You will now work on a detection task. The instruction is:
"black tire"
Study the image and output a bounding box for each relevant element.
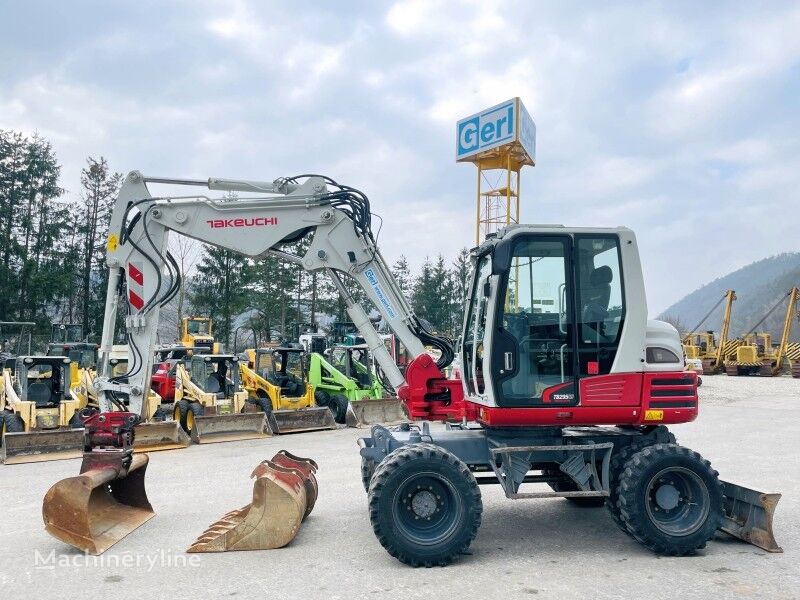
[174,399,189,432]
[617,444,723,555]
[68,411,84,429]
[328,394,349,424]
[544,468,605,507]
[314,390,330,407]
[176,400,203,433]
[361,455,375,492]
[151,407,167,422]
[368,442,482,567]
[4,412,24,433]
[607,427,676,534]
[255,393,272,416]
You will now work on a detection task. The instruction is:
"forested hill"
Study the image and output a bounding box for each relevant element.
[658,253,800,341]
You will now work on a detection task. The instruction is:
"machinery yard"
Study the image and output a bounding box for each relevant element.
[0,375,796,600]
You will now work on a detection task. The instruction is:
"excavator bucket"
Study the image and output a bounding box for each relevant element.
[42,452,154,555]
[2,429,84,465]
[187,451,317,552]
[719,481,782,552]
[191,413,272,444]
[133,421,191,452]
[267,407,336,434]
[345,398,408,428]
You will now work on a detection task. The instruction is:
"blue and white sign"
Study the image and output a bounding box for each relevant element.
[364,268,397,319]
[456,97,536,164]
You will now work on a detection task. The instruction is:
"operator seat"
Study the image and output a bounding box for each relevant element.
[582,266,613,334]
[27,381,53,408]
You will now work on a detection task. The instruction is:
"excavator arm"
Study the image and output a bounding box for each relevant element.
[95,172,449,418]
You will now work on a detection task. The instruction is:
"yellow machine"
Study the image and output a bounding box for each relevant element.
[180,316,221,354]
[174,353,269,443]
[683,290,738,374]
[70,346,190,451]
[0,356,84,464]
[726,288,800,377]
[240,347,336,433]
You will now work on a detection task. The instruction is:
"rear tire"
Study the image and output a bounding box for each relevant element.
[618,444,723,555]
[368,442,482,567]
[314,390,330,407]
[328,394,349,424]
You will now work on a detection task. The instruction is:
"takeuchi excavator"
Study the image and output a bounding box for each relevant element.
[42,172,781,562]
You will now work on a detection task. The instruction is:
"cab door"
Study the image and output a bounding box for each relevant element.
[490,235,578,407]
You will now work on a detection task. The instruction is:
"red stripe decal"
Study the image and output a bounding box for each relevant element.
[129,290,144,310]
[128,263,144,285]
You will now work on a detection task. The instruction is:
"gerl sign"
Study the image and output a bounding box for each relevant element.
[456,97,536,164]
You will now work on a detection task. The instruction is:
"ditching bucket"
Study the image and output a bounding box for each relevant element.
[191,413,271,444]
[346,398,408,428]
[270,450,318,519]
[187,451,317,552]
[2,429,84,465]
[268,407,336,434]
[43,452,154,555]
[133,421,191,452]
[719,480,782,552]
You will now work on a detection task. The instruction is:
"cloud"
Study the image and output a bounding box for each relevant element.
[0,0,799,315]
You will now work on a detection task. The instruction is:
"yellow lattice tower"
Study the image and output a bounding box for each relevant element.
[456,97,536,245]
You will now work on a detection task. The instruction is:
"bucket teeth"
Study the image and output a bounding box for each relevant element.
[187,451,318,553]
[42,451,154,555]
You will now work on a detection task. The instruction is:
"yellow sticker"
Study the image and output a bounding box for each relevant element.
[644,409,664,421]
[107,233,119,252]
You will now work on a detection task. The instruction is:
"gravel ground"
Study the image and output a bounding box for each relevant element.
[0,374,798,599]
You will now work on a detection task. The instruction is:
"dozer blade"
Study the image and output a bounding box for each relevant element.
[187,458,309,552]
[133,421,191,453]
[2,429,84,465]
[267,407,337,434]
[43,452,154,555]
[191,413,271,444]
[346,398,408,428]
[719,480,782,552]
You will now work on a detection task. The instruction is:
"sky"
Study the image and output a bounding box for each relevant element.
[1,0,799,315]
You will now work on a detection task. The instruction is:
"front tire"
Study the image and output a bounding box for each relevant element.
[618,444,723,555]
[328,394,349,424]
[368,442,482,567]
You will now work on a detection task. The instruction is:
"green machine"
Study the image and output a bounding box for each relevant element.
[308,345,406,426]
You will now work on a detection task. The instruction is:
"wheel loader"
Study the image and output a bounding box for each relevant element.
[308,344,407,426]
[42,171,780,563]
[0,356,85,464]
[239,346,337,433]
[174,353,270,443]
[181,316,221,354]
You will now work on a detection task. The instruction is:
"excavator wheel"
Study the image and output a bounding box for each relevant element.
[607,428,676,535]
[368,442,482,567]
[617,443,723,555]
[314,390,330,407]
[328,394,349,425]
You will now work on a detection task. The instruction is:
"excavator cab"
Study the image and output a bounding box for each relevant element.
[0,356,84,463]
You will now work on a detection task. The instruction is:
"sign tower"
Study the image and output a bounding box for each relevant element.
[456,97,536,245]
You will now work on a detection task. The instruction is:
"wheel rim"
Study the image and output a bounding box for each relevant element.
[645,466,710,536]
[392,471,462,546]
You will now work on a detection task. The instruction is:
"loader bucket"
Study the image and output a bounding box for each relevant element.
[346,398,408,428]
[187,458,308,552]
[2,429,84,465]
[190,413,271,444]
[133,421,191,452]
[267,407,337,434]
[42,453,154,555]
[719,480,782,553]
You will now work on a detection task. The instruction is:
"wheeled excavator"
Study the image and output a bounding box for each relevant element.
[42,172,781,562]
